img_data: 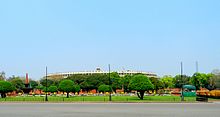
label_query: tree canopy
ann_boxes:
[9,78,24,92]
[40,78,56,87]
[129,74,154,100]
[58,80,75,98]
[110,72,122,92]
[190,73,210,90]
[0,81,15,98]
[210,69,220,89]
[48,86,58,93]
[173,75,190,88]
[121,75,131,93]
[160,75,174,88]
[98,85,111,93]
[29,80,39,89]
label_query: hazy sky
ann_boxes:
[1,0,220,80]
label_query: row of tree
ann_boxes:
[161,72,220,90]
[1,70,220,99]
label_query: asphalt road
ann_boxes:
[0,103,220,117]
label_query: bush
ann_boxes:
[98,85,111,93]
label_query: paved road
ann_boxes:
[0,103,220,117]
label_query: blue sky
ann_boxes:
[0,0,220,79]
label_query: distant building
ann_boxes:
[47,68,158,79]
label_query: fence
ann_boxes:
[0,96,197,102]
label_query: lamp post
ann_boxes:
[180,62,184,101]
[196,61,199,73]
[45,66,48,102]
[108,64,112,102]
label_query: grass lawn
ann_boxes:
[0,95,198,102]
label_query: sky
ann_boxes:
[0,0,220,80]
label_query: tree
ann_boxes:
[67,74,87,85]
[190,73,201,90]
[29,80,39,89]
[173,75,190,88]
[0,81,15,98]
[160,75,174,88]
[209,69,220,89]
[58,80,75,98]
[80,74,108,92]
[129,74,154,100]
[150,77,164,93]
[80,81,91,92]
[121,75,132,93]
[110,72,122,93]
[98,85,111,93]
[190,73,215,90]
[42,87,47,93]
[67,74,88,92]
[48,86,58,94]
[9,78,24,92]
[205,73,215,90]
[73,85,81,94]
[40,78,55,87]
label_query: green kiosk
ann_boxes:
[182,85,196,97]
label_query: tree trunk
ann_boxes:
[1,93,6,98]
[67,92,69,98]
[86,89,89,93]
[113,88,116,93]
[137,92,141,99]
[137,91,145,100]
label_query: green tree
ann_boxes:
[110,72,122,93]
[190,73,211,90]
[58,80,75,98]
[129,74,154,100]
[67,74,87,85]
[48,86,58,94]
[67,74,88,92]
[9,78,24,92]
[160,75,174,88]
[150,77,164,93]
[0,81,15,98]
[40,78,55,87]
[42,86,47,93]
[173,75,190,88]
[81,74,108,92]
[208,69,220,90]
[80,81,91,92]
[73,85,81,94]
[29,80,38,89]
[121,75,131,93]
[98,85,111,93]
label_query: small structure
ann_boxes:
[182,85,196,97]
[22,73,33,94]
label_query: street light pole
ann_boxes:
[181,62,184,101]
[108,64,112,102]
[45,66,48,102]
[196,61,199,73]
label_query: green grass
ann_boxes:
[0,96,198,102]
